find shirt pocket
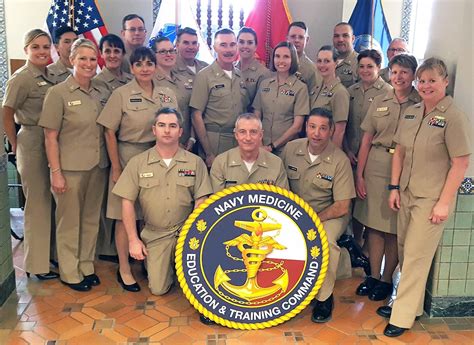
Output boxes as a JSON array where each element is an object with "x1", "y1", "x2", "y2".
[
  {"x1": 210, "y1": 84, "x2": 231, "y2": 97},
  {"x1": 312, "y1": 175, "x2": 333, "y2": 190},
  {"x1": 176, "y1": 177, "x2": 195, "y2": 205},
  {"x1": 372, "y1": 110, "x2": 390, "y2": 132},
  {"x1": 138, "y1": 177, "x2": 159, "y2": 189},
  {"x1": 126, "y1": 101, "x2": 149, "y2": 112},
  {"x1": 287, "y1": 170, "x2": 300, "y2": 193}
]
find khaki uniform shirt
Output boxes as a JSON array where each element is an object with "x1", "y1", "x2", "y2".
[
  {"x1": 361, "y1": 88, "x2": 420, "y2": 148},
  {"x1": 346, "y1": 77, "x2": 392, "y2": 154},
  {"x1": 379, "y1": 67, "x2": 390, "y2": 84},
  {"x1": 173, "y1": 55, "x2": 209, "y2": 79},
  {"x1": 94, "y1": 67, "x2": 133, "y2": 94},
  {"x1": 236, "y1": 59, "x2": 271, "y2": 107},
  {"x1": 190, "y1": 61, "x2": 249, "y2": 128},
  {"x1": 154, "y1": 71, "x2": 192, "y2": 144},
  {"x1": 210, "y1": 147, "x2": 289, "y2": 192},
  {"x1": 394, "y1": 96, "x2": 471, "y2": 199},
  {"x1": 121, "y1": 51, "x2": 132, "y2": 74},
  {"x1": 335, "y1": 50, "x2": 358, "y2": 88},
  {"x1": 39, "y1": 76, "x2": 109, "y2": 171},
  {"x1": 113, "y1": 147, "x2": 212, "y2": 229},
  {"x1": 97, "y1": 79, "x2": 178, "y2": 143},
  {"x1": 253, "y1": 74, "x2": 310, "y2": 146},
  {"x1": 296, "y1": 53, "x2": 320, "y2": 94},
  {"x1": 48, "y1": 59, "x2": 71, "y2": 84},
  {"x1": 310, "y1": 77, "x2": 350, "y2": 123},
  {"x1": 3, "y1": 61, "x2": 55, "y2": 125},
  {"x1": 282, "y1": 139, "x2": 355, "y2": 213}
]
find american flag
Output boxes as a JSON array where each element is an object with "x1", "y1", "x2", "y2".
[{"x1": 45, "y1": 0, "x2": 108, "y2": 66}]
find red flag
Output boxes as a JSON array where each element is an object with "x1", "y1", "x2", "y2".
[{"x1": 244, "y1": 0, "x2": 292, "y2": 67}]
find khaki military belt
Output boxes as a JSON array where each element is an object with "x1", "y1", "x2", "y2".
[
  {"x1": 205, "y1": 123, "x2": 234, "y2": 134},
  {"x1": 372, "y1": 144, "x2": 395, "y2": 154}
]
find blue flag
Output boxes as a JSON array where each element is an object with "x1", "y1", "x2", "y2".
[{"x1": 349, "y1": 0, "x2": 392, "y2": 66}]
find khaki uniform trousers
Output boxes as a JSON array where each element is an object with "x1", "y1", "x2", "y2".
[
  {"x1": 317, "y1": 215, "x2": 350, "y2": 301},
  {"x1": 96, "y1": 168, "x2": 116, "y2": 256},
  {"x1": 54, "y1": 166, "x2": 107, "y2": 283},
  {"x1": 16, "y1": 125, "x2": 53, "y2": 274},
  {"x1": 141, "y1": 224, "x2": 181, "y2": 295},
  {"x1": 204, "y1": 125, "x2": 237, "y2": 156},
  {"x1": 390, "y1": 189, "x2": 452, "y2": 329}
]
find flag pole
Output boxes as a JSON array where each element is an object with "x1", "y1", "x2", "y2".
[
  {"x1": 69, "y1": 0, "x2": 75, "y2": 28},
  {"x1": 371, "y1": 0, "x2": 375, "y2": 49},
  {"x1": 175, "y1": 0, "x2": 179, "y2": 39}
]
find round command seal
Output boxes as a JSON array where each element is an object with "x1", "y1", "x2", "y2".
[{"x1": 176, "y1": 184, "x2": 329, "y2": 329}]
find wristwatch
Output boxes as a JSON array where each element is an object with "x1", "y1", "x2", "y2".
[{"x1": 387, "y1": 184, "x2": 400, "y2": 190}]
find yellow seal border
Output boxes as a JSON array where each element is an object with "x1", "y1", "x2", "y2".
[{"x1": 175, "y1": 183, "x2": 329, "y2": 330}]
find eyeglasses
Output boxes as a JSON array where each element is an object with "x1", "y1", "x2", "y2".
[
  {"x1": 235, "y1": 129, "x2": 260, "y2": 137},
  {"x1": 156, "y1": 49, "x2": 177, "y2": 55},
  {"x1": 388, "y1": 48, "x2": 407, "y2": 53},
  {"x1": 125, "y1": 28, "x2": 147, "y2": 33}
]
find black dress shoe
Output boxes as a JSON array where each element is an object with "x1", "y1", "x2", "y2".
[
  {"x1": 98, "y1": 255, "x2": 119, "y2": 263},
  {"x1": 377, "y1": 306, "x2": 421, "y2": 320},
  {"x1": 311, "y1": 294, "x2": 334, "y2": 323},
  {"x1": 199, "y1": 314, "x2": 216, "y2": 325},
  {"x1": 369, "y1": 281, "x2": 393, "y2": 301},
  {"x1": 61, "y1": 279, "x2": 91, "y2": 292},
  {"x1": 376, "y1": 305, "x2": 392, "y2": 318},
  {"x1": 84, "y1": 274, "x2": 101, "y2": 286},
  {"x1": 117, "y1": 270, "x2": 141, "y2": 292},
  {"x1": 384, "y1": 323, "x2": 407, "y2": 337},
  {"x1": 356, "y1": 276, "x2": 378, "y2": 296},
  {"x1": 26, "y1": 271, "x2": 59, "y2": 280},
  {"x1": 337, "y1": 235, "x2": 371, "y2": 275}
]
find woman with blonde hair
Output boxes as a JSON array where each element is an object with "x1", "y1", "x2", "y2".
[
  {"x1": 3, "y1": 29, "x2": 57, "y2": 280},
  {"x1": 40, "y1": 38, "x2": 109, "y2": 291},
  {"x1": 379, "y1": 57, "x2": 471, "y2": 337}
]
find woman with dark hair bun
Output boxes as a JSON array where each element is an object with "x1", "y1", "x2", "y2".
[
  {"x1": 253, "y1": 41, "x2": 309, "y2": 156},
  {"x1": 97, "y1": 46, "x2": 178, "y2": 292},
  {"x1": 344, "y1": 49, "x2": 392, "y2": 259}
]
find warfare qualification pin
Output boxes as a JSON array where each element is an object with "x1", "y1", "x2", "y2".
[{"x1": 176, "y1": 184, "x2": 328, "y2": 329}]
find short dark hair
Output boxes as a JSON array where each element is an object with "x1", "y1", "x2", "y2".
[
  {"x1": 309, "y1": 107, "x2": 334, "y2": 128},
  {"x1": 271, "y1": 41, "x2": 298, "y2": 75},
  {"x1": 237, "y1": 27, "x2": 258, "y2": 45},
  {"x1": 287, "y1": 21, "x2": 307, "y2": 34},
  {"x1": 334, "y1": 22, "x2": 354, "y2": 34},
  {"x1": 149, "y1": 36, "x2": 172, "y2": 53},
  {"x1": 154, "y1": 107, "x2": 184, "y2": 128},
  {"x1": 389, "y1": 54, "x2": 418, "y2": 74},
  {"x1": 357, "y1": 49, "x2": 382, "y2": 67},
  {"x1": 54, "y1": 26, "x2": 77, "y2": 44},
  {"x1": 214, "y1": 28, "x2": 235, "y2": 39},
  {"x1": 130, "y1": 46, "x2": 156, "y2": 66},
  {"x1": 122, "y1": 14, "x2": 145, "y2": 30},
  {"x1": 177, "y1": 27, "x2": 197, "y2": 41},
  {"x1": 318, "y1": 45, "x2": 337, "y2": 62},
  {"x1": 99, "y1": 34, "x2": 125, "y2": 54}
]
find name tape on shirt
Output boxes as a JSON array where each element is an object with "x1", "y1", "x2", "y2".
[{"x1": 67, "y1": 100, "x2": 82, "y2": 106}]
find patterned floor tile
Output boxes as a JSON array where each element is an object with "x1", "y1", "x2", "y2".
[{"x1": 2, "y1": 238, "x2": 474, "y2": 344}]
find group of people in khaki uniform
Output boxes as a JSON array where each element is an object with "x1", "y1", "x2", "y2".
[{"x1": 3, "y1": 14, "x2": 471, "y2": 338}]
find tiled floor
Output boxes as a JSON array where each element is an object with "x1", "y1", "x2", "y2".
[{"x1": 1, "y1": 238, "x2": 473, "y2": 345}]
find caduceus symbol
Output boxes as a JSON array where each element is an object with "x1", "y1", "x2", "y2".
[{"x1": 214, "y1": 208, "x2": 289, "y2": 301}]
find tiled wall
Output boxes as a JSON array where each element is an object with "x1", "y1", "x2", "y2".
[
  {"x1": 0, "y1": 153, "x2": 15, "y2": 307},
  {"x1": 426, "y1": 180, "x2": 474, "y2": 317}
]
